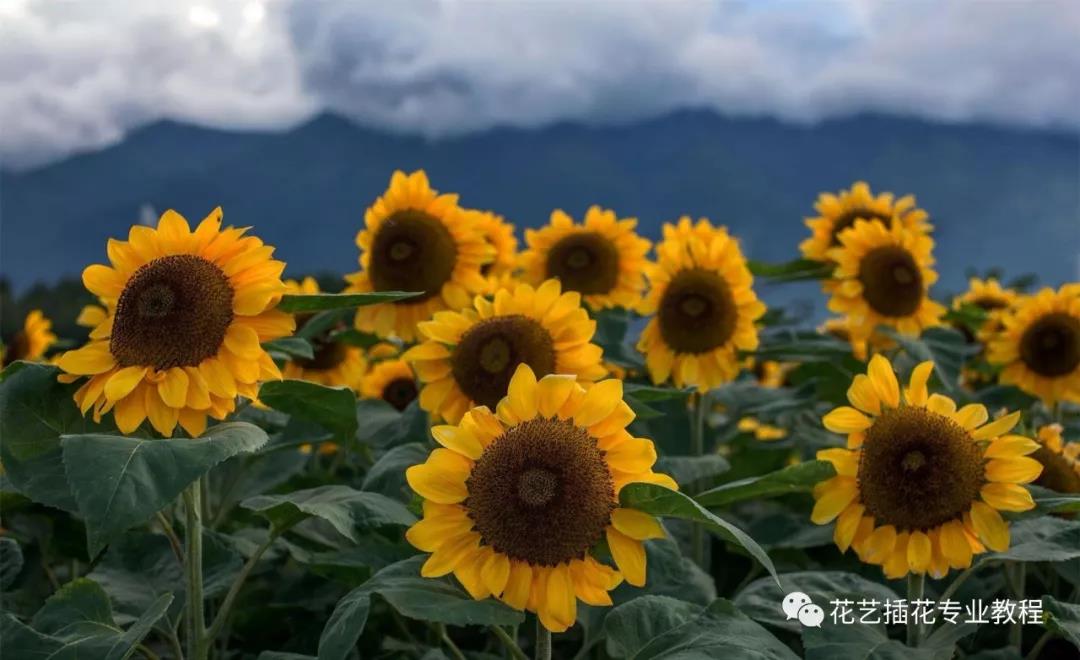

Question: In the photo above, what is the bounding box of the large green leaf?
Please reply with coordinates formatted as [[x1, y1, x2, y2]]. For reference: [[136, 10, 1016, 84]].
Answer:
[[242, 485, 416, 540], [655, 455, 731, 491], [87, 531, 184, 626], [318, 556, 525, 660], [986, 517, 1080, 563], [882, 326, 977, 394], [604, 595, 703, 658], [734, 571, 899, 633], [0, 362, 121, 512], [0, 536, 23, 590], [264, 337, 314, 360], [626, 598, 798, 659], [748, 259, 834, 282], [802, 623, 926, 660], [619, 483, 778, 584], [61, 422, 268, 556], [31, 577, 114, 637], [361, 443, 429, 499], [1028, 485, 1080, 515], [696, 460, 835, 508], [753, 330, 855, 363], [259, 380, 358, 444], [278, 291, 420, 313], [1044, 595, 1080, 651]]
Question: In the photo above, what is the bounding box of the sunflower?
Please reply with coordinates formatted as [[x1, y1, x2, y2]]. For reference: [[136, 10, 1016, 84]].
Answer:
[[346, 170, 492, 342], [56, 209, 294, 437], [637, 218, 765, 392], [953, 277, 1020, 339], [986, 286, 1080, 405], [469, 209, 519, 292], [819, 317, 870, 360], [361, 358, 420, 411], [404, 280, 606, 423], [1, 310, 58, 367], [826, 219, 944, 342], [280, 277, 367, 391], [521, 206, 650, 310], [751, 360, 793, 389], [813, 355, 1040, 578], [1032, 424, 1080, 494], [800, 181, 930, 262], [405, 364, 676, 632], [737, 417, 788, 441]]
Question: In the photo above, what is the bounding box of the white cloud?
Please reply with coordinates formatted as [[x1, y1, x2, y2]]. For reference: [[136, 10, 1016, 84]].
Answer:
[[2, 0, 1078, 169]]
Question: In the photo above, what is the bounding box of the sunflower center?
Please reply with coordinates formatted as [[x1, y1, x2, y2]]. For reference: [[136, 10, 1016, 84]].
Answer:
[[658, 268, 737, 354], [858, 406, 984, 531], [1019, 312, 1080, 378], [857, 245, 923, 317], [110, 255, 234, 369], [830, 209, 892, 245], [382, 377, 418, 411], [1032, 446, 1080, 494], [369, 210, 457, 301], [465, 417, 615, 566], [296, 340, 348, 371], [451, 315, 555, 408], [545, 232, 620, 295]]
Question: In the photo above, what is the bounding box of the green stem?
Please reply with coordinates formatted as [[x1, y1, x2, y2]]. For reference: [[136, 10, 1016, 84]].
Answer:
[[689, 392, 707, 568], [156, 511, 185, 565], [204, 529, 281, 644], [438, 623, 467, 660], [1009, 562, 1026, 650], [155, 624, 184, 660], [183, 480, 207, 660], [535, 619, 552, 660], [940, 559, 993, 604], [1024, 629, 1053, 660], [491, 625, 529, 660], [907, 572, 924, 647]]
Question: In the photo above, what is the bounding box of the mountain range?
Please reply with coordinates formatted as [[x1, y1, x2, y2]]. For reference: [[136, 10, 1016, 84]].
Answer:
[[2, 111, 1077, 312]]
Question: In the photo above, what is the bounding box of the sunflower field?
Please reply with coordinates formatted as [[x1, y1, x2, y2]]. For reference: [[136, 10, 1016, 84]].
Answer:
[[1, 172, 1079, 660]]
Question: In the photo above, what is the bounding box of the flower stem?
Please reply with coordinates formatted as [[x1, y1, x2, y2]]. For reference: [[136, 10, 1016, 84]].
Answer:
[[689, 392, 707, 568], [204, 529, 281, 644], [1009, 562, 1026, 650], [907, 572, 924, 647], [491, 625, 529, 660], [535, 619, 552, 660], [183, 479, 207, 660], [438, 623, 466, 660]]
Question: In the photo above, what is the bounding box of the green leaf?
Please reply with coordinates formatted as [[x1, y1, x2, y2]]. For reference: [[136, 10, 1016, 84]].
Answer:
[[696, 460, 836, 508], [278, 291, 420, 313], [31, 577, 114, 638], [318, 556, 525, 660], [1044, 595, 1080, 651], [604, 595, 703, 658], [628, 598, 798, 659], [882, 326, 977, 393], [754, 330, 856, 363], [259, 380, 358, 444], [619, 483, 779, 584], [0, 362, 122, 512], [1029, 485, 1080, 515], [109, 593, 173, 660], [87, 531, 183, 626], [61, 422, 268, 556], [362, 443, 429, 499], [655, 455, 731, 491], [748, 259, 834, 282], [986, 517, 1080, 564], [297, 309, 350, 340], [0, 536, 23, 590], [264, 337, 314, 360], [803, 623, 927, 660], [622, 383, 693, 402], [329, 328, 383, 349], [1, 613, 65, 659], [734, 571, 898, 633], [242, 485, 416, 539]]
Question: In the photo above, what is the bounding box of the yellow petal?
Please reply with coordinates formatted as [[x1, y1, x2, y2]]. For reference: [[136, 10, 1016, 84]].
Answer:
[[905, 361, 934, 406], [573, 379, 623, 427], [822, 406, 871, 433], [405, 449, 471, 503], [506, 363, 538, 421], [926, 394, 957, 416], [501, 562, 533, 610], [113, 385, 147, 434], [817, 448, 857, 477], [82, 264, 126, 299], [421, 533, 479, 578], [972, 411, 1023, 441], [846, 374, 880, 415], [953, 404, 989, 431], [58, 343, 116, 375], [907, 530, 931, 573], [834, 503, 865, 552], [431, 425, 484, 460], [862, 525, 897, 564], [607, 527, 646, 587], [611, 508, 665, 540], [969, 501, 1009, 552], [939, 520, 973, 569], [545, 563, 577, 633], [536, 374, 578, 418], [405, 512, 470, 552], [811, 477, 858, 524], [985, 457, 1043, 484], [980, 482, 1036, 512], [481, 552, 511, 597], [223, 324, 263, 360], [158, 368, 189, 409], [867, 355, 899, 408], [104, 366, 148, 402]]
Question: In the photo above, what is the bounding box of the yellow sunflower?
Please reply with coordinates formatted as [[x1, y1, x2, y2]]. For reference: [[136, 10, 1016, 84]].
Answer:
[[637, 218, 765, 392], [826, 219, 944, 342], [986, 285, 1080, 405], [1031, 424, 1080, 494], [280, 277, 367, 392], [346, 170, 492, 342], [405, 364, 676, 632], [469, 209, 519, 292], [819, 317, 871, 360], [800, 181, 930, 262], [360, 358, 420, 411], [56, 209, 294, 437], [737, 417, 788, 442], [521, 206, 650, 310], [2, 310, 58, 366], [751, 360, 793, 389], [404, 279, 606, 424], [814, 355, 1040, 579], [953, 277, 1020, 339]]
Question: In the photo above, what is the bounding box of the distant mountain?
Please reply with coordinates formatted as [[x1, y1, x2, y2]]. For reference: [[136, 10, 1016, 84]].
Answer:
[[2, 111, 1077, 310]]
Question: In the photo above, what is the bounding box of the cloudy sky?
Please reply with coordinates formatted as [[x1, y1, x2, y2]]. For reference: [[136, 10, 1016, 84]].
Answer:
[[2, 0, 1079, 169]]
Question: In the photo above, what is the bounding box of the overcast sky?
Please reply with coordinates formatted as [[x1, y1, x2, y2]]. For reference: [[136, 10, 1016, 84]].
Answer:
[[2, 0, 1079, 169]]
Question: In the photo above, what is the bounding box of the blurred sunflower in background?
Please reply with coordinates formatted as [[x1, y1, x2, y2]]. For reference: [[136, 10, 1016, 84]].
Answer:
[[361, 357, 420, 411], [1031, 424, 1080, 494], [738, 416, 788, 441], [814, 355, 1040, 578], [986, 285, 1080, 405], [57, 209, 294, 437], [346, 170, 492, 342], [819, 317, 872, 360], [953, 277, 1020, 339], [405, 280, 605, 423], [469, 209, 519, 292], [826, 219, 944, 342], [280, 277, 367, 391], [405, 365, 676, 632], [638, 218, 765, 391], [1, 309, 57, 366], [750, 359, 793, 389], [800, 181, 930, 262], [521, 206, 650, 310]]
